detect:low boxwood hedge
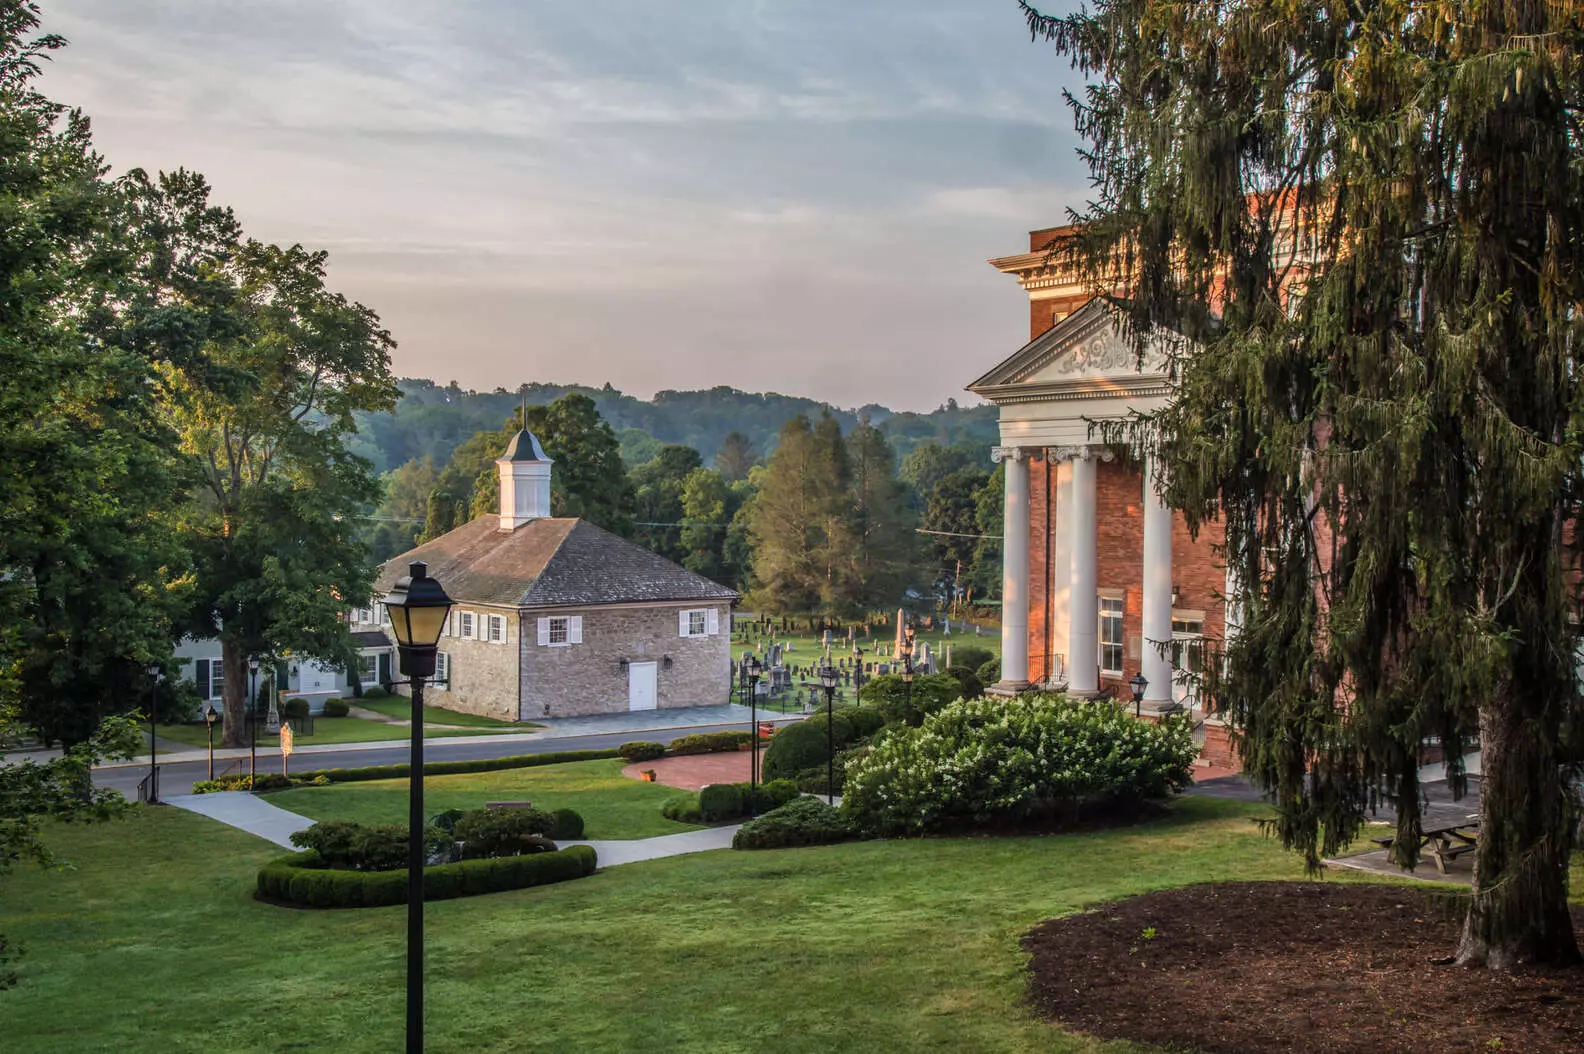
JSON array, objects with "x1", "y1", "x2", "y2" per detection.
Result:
[
  {"x1": 290, "y1": 748, "x2": 620, "y2": 784},
  {"x1": 256, "y1": 845, "x2": 598, "y2": 908},
  {"x1": 732, "y1": 797, "x2": 856, "y2": 850},
  {"x1": 666, "y1": 731, "x2": 754, "y2": 756},
  {"x1": 617, "y1": 741, "x2": 666, "y2": 763}
]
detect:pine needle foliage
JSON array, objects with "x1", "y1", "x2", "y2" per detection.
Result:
[{"x1": 1022, "y1": 0, "x2": 1584, "y2": 966}]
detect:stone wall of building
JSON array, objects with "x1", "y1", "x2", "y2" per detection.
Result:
[
  {"x1": 426, "y1": 605, "x2": 521, "y2": 720},
  {"x1": 519, "y1": 602, "x2": 732, "y2": 719}
]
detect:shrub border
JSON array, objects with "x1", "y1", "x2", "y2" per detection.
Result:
[
  {"x1": 287, "y1": 749, "x2": 620, "y2": 785},
  {"x1": 256, "y1": 845, "x2": 598, "y2": 908}
]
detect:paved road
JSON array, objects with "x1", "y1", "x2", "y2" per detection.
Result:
[{"x1": 93, "y1": 722, "x2": 762, "y2": 799}]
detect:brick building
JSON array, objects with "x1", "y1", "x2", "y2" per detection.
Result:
[
  {"x1": 967, "y1": 226, "x2": 1231, "y2": 743},
  {"x1": 358, "y1": 429, "x2": 738, "y2": 720}
]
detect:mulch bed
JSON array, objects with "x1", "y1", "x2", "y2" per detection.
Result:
[{"x1": 1024, "y1": 882, "x2": 1584, "y2": 1053}]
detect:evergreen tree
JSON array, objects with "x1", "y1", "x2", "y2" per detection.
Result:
[
  {"x1": 714, "y1": 429, "x2": 757, "y2": 482},
  {"x1": 841, "y1": 420, "x2": 919, "y2": 611},
  {"x1": 1026, "y1": 0, "x2": 1584, "y2": 965},
  {"x1": 419, "y1": 487, "x2": 453, "y2": 544},
  {"x1": 679, "y1": 466, "x2": 731, "y2": 583}
]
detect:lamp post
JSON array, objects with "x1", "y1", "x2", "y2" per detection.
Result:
[
  {"x1": 818, "y1": 657, "x2": 839, "y2": 804},
  {"x1": 900, "y1": 623, "x2": 916, "y2": 726},
  {"x1": 143, "y1": 663, "x2": 161, "y2": 804},
  {"x1": 382, "y1": 560, "x2": 454, "y2": 1054},
  {"x1": 743, "y1": 653, "x2": 763, "y2": 789},
  {"x1": 1129, "y1": 672, "x2": 1149, "y2": 719},
  {"x1": 247, "y1": 655, "x2": 260, "y2": 786},
  {"x1": 204, "y1": 704, "x2": 219, "y2": 780}
]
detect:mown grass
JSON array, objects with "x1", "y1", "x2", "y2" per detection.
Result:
[
  {"x1": 155, "y1": 716, "x2": 511, "y2": 748},
  {"x1": 267, "y1": 759, "x2": 698, "y2": 840},
  {"x1": 350, "y1": 697, "x2": 540, "y2": 730},
  {"x1": 0, "y1": 794, "x2": 1430, "y2": 1053}
]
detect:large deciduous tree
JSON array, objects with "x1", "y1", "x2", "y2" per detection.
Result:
[
  {"x1": 129, "y1": 173, "x2": 399, "y2": 748},
  {"x1": 1025, "y1": 0, "x2": 1584, "y2": 966},
  {"x1": 841, "y1": 420, "x2": 919, "y2": 610}
]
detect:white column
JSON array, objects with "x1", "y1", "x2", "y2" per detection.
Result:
[
  {"x1": 994, "y1": 447, "x2": 1030, "y2": 691},
  {"x1": 1067, "y1": 449, "x2": 1099, "y2": 696},
  {"x1": 1049, "y1": 457, "x2": 1074, "y2": 684},
  {"x1": 1141, "y1": 454, "x2": 1175, "y2": 708}
]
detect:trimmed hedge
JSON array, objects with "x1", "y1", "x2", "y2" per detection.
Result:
[
  {"x1": 732, "y1": 797, "x2": 856, "y2": 850},
  {"x1": 322, "y1": 698, "x2": 351, "y2": 718},
  {"x1": 290, "y1": 748, "x2": 620, "y2": 784},
  {"x1": 698, "y1": 783, "x2": 743, "y2": 822},
  {"x1": 282, "y1": 697, "x2": 311, "y2": 720},
  {"x1": 618, "y1": 740, "x2": 666, "y2": 763},
  {"x1": 762, "y1": 709, "x2": 875, "y2": 781},
  {"x1": 666, "y1": 731, "x2": 754, "y2": 755},
  {"x1": 672, "y1": 780, "x2": 802, "y2": 823},
  {"x1": 192, "y1": 773, "x2": 305, "y2": 794},
  {"x1": 548, "y1": 808, "x2": 584, "y2": 840},
  {"x1": 256, "y1": 845, "x2": 598, "y2": 908}
]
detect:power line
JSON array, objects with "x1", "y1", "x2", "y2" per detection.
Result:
[{"x1": 915, "y1": 528, "x2": 1000, "y2": 541}]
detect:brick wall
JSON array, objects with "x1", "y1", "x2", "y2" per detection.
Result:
[{"x1": 520, "y1": 603, "x2": 732, "y2": 719}]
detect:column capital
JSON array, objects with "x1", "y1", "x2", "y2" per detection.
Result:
[
  {"x1": 1047, "y1": 444, "x2": 1115, "y2": 464},
  {"x1": 991, "y1": 446, "x2": 1028, "y2": 464}
]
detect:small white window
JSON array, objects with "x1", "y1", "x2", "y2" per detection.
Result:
[
  {"x1": 548, "y1": 617, "x2": 568, "y2": 645},
  {"x1": 688, "y1": 610, "x2": 707, "y2": 637},
  {"x1": 358, "y1": 652, "x2": 379, "y2": 680},
  {"x1": 488, "y1": 615, "x2": 506, "y2": 643},
  {"x1": 459, "y1": 612, "x2": 475, "y2": 639},
  {"x1": 537, "y1": 615, "x2": 581, "y2": 647},
  {"x1": 435, "y1": 651, "x2": 451, "y2": 688},
  {"x1": 679, "y1": 608, "x2": 718, "y2": 638},
  {"x1": 1099, "y1": 596, "x2": 1124, "y2": 676}
]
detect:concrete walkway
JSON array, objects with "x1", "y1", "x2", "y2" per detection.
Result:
[
  {"x1": 560, "y1": 824, "x2": 743, "y2": 868},
  {"x1": 162, "y1": 791, "x2": 314, "y2": 849}
]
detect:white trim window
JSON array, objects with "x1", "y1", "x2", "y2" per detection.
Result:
[
  {"x1": 192, "y1": 658, "x2": 225, "y2": 701},
  {"x1": 537, "y1": 615, "x2": 582, "y2": 647},
  {"x1": 678, "y1": 607, "x2": 719, "y2": 638},
  {"x1": 458, "y1": 611, "x2": 476, "y2": 640},
  {"x1": 487, "y1": 614, "x2": 507, "y2": 643},
  {"x1": 358, "y1": 652, "x2": 379, "y2": 681},
  {"x1": 434, "y1": 651, "x2": 451, "y2": 689},
  {"x1": 1099, "y1": 596, "x2": 1125, "y2": 676}
]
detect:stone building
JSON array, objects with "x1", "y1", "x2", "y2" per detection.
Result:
[
  {"x1": 967, "y1": 224, "x2": 1234, "y2": 764},
  {"x1": 358, "y1": 429, "x2": 738, "y2": 720}
]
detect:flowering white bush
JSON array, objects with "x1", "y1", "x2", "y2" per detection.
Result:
[{"x1": 842, "y1": 693, "x2": 1197, "y2": 835}]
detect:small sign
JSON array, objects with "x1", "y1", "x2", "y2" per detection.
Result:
[{"x1": 280, "y1": 723, "x2": 294, "y2": 756}]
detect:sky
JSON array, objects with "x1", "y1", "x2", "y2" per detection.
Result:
[{"x1": 42, "y1": 1, "x2": 1090, "y2": 412}]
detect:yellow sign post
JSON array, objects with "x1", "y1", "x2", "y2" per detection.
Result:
[{"x1": 280, "y1": 722, "x2": 294, "y2": 776}]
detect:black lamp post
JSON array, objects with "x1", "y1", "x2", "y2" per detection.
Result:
[
  {"x1": 1129, "y1": 672, "x2": 1149, "y2": 718},
  {"x1": 204, "y1": 704, "x2": 219, "y2": 780},
  {"x1": 818, "y1": 657, "x2": 839, "y2": 804},
  {"x1": 743, "y1": 654, "x2": 763, "y2": 789},
  {"x1": 382, "y1": 560, "x2": 454, "y2": 1054},
  {"x1": 143, "y1": 663, "x2": 161, "y2": 804},
  {"x1": 247, "y1": 655, "x2": 260, "y2": 786}
]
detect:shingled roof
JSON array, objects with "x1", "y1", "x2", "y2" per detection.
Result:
[{"x1": 375, "y1": 515, "x2": 739, "y2": 609}]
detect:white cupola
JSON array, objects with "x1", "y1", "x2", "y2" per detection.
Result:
[{"x1": 496, "y1": 430, "x2": 553, "y2": 529}]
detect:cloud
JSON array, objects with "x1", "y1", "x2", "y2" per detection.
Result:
[{"x1": 41, "y1": 0, "x2": 1093, "y2": 411}]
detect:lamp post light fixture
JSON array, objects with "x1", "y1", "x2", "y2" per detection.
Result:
[
  {"x1": 143, "y1": 663, "x2": 161, "y2": 804},
  {"x1": 247, "y1": 655, "x2": 260, "y2": 786},
  {"x1": 382, "y1": 560, "x2": 454, "y2": 1054},
  {"x1": 743, "y1": 653, "x2": 763, "y2": 789},
  {"x1": 1129, "y1": 672, "x2": 1149, "y2": 718},
  {"x1": 204, "y1": 704, "x2": 219, "y2": 780},
  {"x1": 817, "y1": 657, "x2": 840, "y2": 804}
]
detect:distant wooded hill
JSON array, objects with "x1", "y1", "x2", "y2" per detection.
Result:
[{"x1": 348, "y1": 379, "x2": 998, "y2": 472}]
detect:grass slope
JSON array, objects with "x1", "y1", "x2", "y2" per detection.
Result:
[
  {"x1": 155, "y1": 717, "x2": 513, "y2": 748},
  {"x1": 267, "y1": 759, "x2": 697, "y2": 841},
  {"x1": 0, "y1": 796, "x2": 1411, "y2": 1053},
  {"x1": 350, "y1": 697, "x2": 538, "y2": 729}
]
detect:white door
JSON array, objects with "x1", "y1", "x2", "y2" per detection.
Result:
[{"x1": 628, "y1": 661, "x2": 658, "y2": 712}]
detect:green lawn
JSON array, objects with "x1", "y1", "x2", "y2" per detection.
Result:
[
  {"x1": 155, "y1": 716, "x2": 516, "y2": 748},
  {"x1": 1, "y1": 794, "x2": 1427, "y2": 1053},
  {"x1": 351, "y1": 696, "x2": 540, "y2": 730},
  {"x1": 267, "y1": 759, "x2": 695, "y2": 840}
]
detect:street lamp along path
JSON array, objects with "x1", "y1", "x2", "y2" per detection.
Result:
[{"x1": 381, "y1": 560, "x2": 454, "y2": 1054}]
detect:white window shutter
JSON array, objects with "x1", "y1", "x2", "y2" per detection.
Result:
[
  {"x1": 569, "y1": 616, "x2": 583, "y2": 644},
  {"x1": 706, "y1": 608, "x2": 719, "y2": 635},
  {"x1": 537, "y1": 618, "x2": 550, "y2": 646},
  {"x1": 679, "y1": 610, "x2": 691, "y2": 638}
]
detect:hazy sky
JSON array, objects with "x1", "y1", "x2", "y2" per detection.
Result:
[{"x1": 43, "y1": 1, "x2": 1089, "y2": 412}]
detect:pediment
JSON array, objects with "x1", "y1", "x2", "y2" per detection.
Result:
[{"x1": 967, "y1": 297, "x2": 1175, "y2": 395}]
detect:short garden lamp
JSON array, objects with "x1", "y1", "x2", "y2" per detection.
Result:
[
  {"x1": 743, "y1": 653, "x2": 763, "y2": 789},
  {"x1": 203, "y1": 704, "x2": 220, "y2": 780},
  {"x1": 818, "y1": 659, "x2": 840, "y2": 805},
  {"x1": 1129, "y1": 672, "x2": 1149, "y2": 718},
  {"x1": 380, "y1": 560, "x2": 453, "y2": 1054}
]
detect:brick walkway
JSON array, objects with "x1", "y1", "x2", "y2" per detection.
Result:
[{"x1": 622, "y1": 749, "x2": 763, "y2": 790}]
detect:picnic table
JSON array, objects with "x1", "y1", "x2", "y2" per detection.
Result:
[{"x1": 1374, "y1": 815, "x2": 1480, "y2": 874}]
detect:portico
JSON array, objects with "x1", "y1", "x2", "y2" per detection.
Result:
[{"x1": 970, "y1": 297, "x2": 1210, "y2": 714}]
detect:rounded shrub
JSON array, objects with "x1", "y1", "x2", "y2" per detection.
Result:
[
  {"x1": 856, "y1": 673, "x2": 963, "y2": 727},
  {"x1": 362, "y1": 684, "x2": 391, "y2": 700},
  {"x1": 662, "y1": 794, "x2": 703, "y2": 823},
  {"x1": 946, "y1": 665, "x2": 984, "y2": 701},
  {"x1": 733, "y1": 798, "x2": 855, "y2": 850},
  {"x1": 282, "y1": 697, "x2": 311, "y2": 720},
  {"x1": 761, "y1": 710, "x2": 855, "y2": 782},
  {"x1": 618, "y1": 740, "x2": 667, "y2": 763},
  {"x1": 453, "y1": 807, "x2": 555, "y2": 859},
  {"x1": 547, "y1": 808, "x2": 584, "y2": 840},
  {"x1": 843, "y1": 693, "x2": 1199, "y2": 836},
  {"x1": 976, "y1": 657, "x2": 1000, "y2": 687},
  {"x1": 698, "y1": 783, "x2": 745, "y2": 822},
  {"x1": 322, "y1": 698, "x2": 351, "y2": 718},
  {"x1": 949, "y1": 644, "x2": 995, "y2": 676},
  {"x1": 840, "y1": 705, "x2": 886, "y2": 739}
]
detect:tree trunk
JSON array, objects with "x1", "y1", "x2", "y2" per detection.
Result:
[
  {"x1": 1456, "y1": 687, "x2": 1581, "y2": 967},
  {"x1": 220, "y1": 638, "x2": 249, "y2": 749}
]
